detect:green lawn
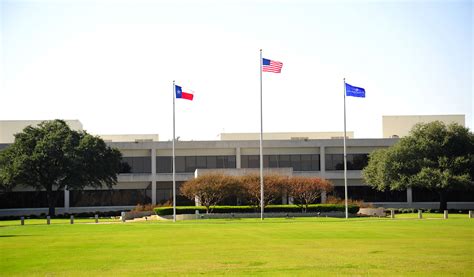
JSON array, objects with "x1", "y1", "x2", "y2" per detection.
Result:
[{"x1": 0, "y1": 216, "x2": 472, "y2": 276}]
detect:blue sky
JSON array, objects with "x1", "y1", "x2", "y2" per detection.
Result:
[{"x1": 1, "y1": 0, "x2": 472, "y2": 140}]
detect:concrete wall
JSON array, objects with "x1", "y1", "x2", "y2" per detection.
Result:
[
  {"x1": 0, "y1": 120, "x2": 83, "y2": 143},
  {"x1": 98, "y1": 134, "x2": 159, "y2": 142},
  {"x1": 220, "y1": 131, "x2": 354, "y2": 140},
  {"x1": 382, "y1": 115, "x2": 465, "y2": 138}
]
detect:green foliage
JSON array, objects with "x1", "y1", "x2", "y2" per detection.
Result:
[
  {"x1": 153, "y1": 204, "x2": 358, "y2": 216},
  {"x1": 363, "y1": 121, "x2": 474, "y2": 210},
  {"x1": 0, "y1": 120, "x2": 123, "y2": 215},
  {"x1": 362, "y1": 149, "x2": 390, "y2": 191},
  {"x1": 0, "y1": 147, "x2": 19, "y2": 193}
]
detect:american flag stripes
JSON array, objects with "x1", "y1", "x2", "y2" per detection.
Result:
[{"x1": 262, "y1": 58, "x2": 283, "y2": 73}]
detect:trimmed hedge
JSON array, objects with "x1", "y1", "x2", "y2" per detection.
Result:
[
  {"x1": 154, "y1": 204, "x2": 359, "y2": 216},
  {"x1": 0, "y1": 211, "x2": 123, "y2": 221}
]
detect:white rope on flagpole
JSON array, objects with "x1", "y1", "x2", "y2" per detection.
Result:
[
  {"x1": 172, "y1": 80, "x2": 176, "y2": 222},
  {"x1": 259, "y1": 49, "x2": 264, "y2": 221},
  {"x1": 343, "y1": 78, "x2": 349, "y2": 219}
]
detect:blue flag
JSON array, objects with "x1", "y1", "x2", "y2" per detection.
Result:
[{"x1": 345, "y1": 83, "x2": 365, "y2": 98}]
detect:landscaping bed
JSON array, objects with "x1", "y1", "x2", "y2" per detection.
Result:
[{"x1": 154, "y1": 204, "x2": 359, "y2": 216}]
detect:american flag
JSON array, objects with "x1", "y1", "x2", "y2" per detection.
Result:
[{"x1": 262, "y1": 58, "x2": 283, "y2": 73}]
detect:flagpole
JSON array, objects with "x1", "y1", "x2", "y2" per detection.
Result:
[
  {"x1": 172, "y1": 80, "x2": 177, "y2": 222},
  {"x1": 259, "y1": 49, "x2": 264, "y2": 221},
  {"x1": 343, "y1": 78, "x2": 348, "y2": 219}
]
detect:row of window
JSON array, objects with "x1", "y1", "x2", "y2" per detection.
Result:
[
  {"x1": 241, "y1": 154, "x2": 320, "y2": 171},
  {"x1": 241, "y1": 154, "x2": 369, "y2": 171},
  {"x1": 157, "y1": 156, "x2": 236, "y2": 173},
  {"x1": 121, "y1": 156, "x2": 237, "y2": 173},
  {"x1": 325, "y1": 154, "x2": 369, "y2": 170},
  {"x1": 332, "y1": 186, "x2": 407, "y2": 202},
  {"x1": 120, "y1": 154, "x2": 370, "y2": 174}
]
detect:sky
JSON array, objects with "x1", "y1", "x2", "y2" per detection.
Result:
[{"x1": 0, "y1": 0, "x2": 472, "y2": 141}]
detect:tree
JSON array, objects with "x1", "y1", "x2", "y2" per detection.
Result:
[
  {"x1": 0, "y1": 147, "x2": 18, "y2": 194},
  {"x1": 180, "y1": 173, "x2": 238, "y2": 213},
  {"x1": 240, "y1": 174, "x2": 288, "y2": 207},
  {"x1": 363, "y1": 121, "x2": 474, "y2": 211},
  {"x1": 361, "y1": 148, "x2": 389, "y2": 192},
  {"x1": 0, "y1": 120, "x2": 123, "y2": 216},
  {"x1": 289, "y1": 177, "x2": 333, "y2": 212}
]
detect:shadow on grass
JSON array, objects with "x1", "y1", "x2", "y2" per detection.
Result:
[{"x1": 0, "y1": 234, "x2": 35, "y2": 238}]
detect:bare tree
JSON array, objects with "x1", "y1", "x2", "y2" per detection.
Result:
[
  {"x1": 180, "y1": 174, "x2": 238, "y2": 213},
  {"x1": 289, "y1": 177, "x2": 333, "y2": 212},
  {"x1": 240, "y1": 174, "x2": 288, "y2": 207}
]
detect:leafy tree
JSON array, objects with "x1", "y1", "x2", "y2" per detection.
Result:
[
  {"x1": 0, "y1": 147, "x2": 18, "y2": 194},
  {"x1": 180, "y1": 173, "x2": 238, "y2": 213},
  {"x1": 361, "y1": 148, "x2": 389, "y2": 192},
  {"x1": 289, "y1": 177, "x2": 333, "y2": 212},
  {"x1": 0, "y1": 120, "x2": 123, "y2": 216},
  {"x1": 363, "y1": 121, "x2": 474, "y2": 210},
  {"x1": 240, "y1": 174, "x2": 288, "y2": 207}
]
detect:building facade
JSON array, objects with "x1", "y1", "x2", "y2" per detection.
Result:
[
  {"x1": 0, "y1": 117, "x2": 472, "y2": 215},
  {"x1": 2, "y1": 138, "x2": 473, "y2": 216}
]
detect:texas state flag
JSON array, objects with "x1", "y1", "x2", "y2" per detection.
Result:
[{"x1": 175, "y1": 85, "x2": 194, "y2": 101}]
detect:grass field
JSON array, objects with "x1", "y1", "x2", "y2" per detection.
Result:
[{"x1": 0, "y1": 215, "x2": 473, "y2": 276}]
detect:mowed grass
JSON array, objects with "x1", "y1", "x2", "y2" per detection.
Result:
[{"x1": 0, "y1": 216, "x2": 473, "y2": 276}]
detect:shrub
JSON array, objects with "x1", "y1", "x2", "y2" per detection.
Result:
[
  {"x1": 154, "y1": 204, "x2": 359, "y2": 216},
  {"x1": 131, "y1": 203, "x2": 163, "y2": 212},
  {"x1": 326, "y1": 196, "x2": 373, "y2": 208}
]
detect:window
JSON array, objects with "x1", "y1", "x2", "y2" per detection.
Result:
[
  {"x1": 196, "y1": 156, "x2": 207, "y2": 169},
  {"x1": 301, "y1": 155, "x2": 312, "y2": 171},
  {"x1": 279, "y1": 155, "x2": 291, "y2": 168},
  {"x1": 269, "y1": 155, "x2": 279, "y2": 168},
  {"x1": 175, "y1": 156, "x2": 186, "y2": 173},
  {"x1": 325, "y1": 154, "x2": 344, "y2": 170},
  {"x1": 240, "y1": 154, "x2": 320, "y2": 171},
  {"x1": 325, "y1": 154, "x2": 368, "y2": 170},
  {"x1": 290, "y1": 155, "x2": 301, "y2": 171},
  {"x1": 121, "y1": 157, "x2": 151, "y2": 173},
  {"x1": 156, "y1": 156, "x2": 237, "y2": 173},
  {"x1": 311, "y1": 154, "x2": 320, "y2": 171},
  {"x1": 248, "y1": 155, "x2": 259, "y2": 168},
  {"x1": 185, "y1": 156, "x2": 197, "y2": 172},
  {"x1": 207, "y1": 156, "x2": 217, "y2": 169},
  {"x1": 331, "y1": 186, "x2": 407, "y2": 202},
  {"x1": 70, "y1": 189, "x2": 150, "y2": 206},
  {"x1": 350, "y1": 154, "x2": 369, "y2": 170},
  {"x1": 157, "y1": 157, "x2": 172, "y2": 173}
]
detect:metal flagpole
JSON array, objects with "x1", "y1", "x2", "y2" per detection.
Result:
[
  {"x1": 259, "y1": 49, "x2": 264, "y2": 220},
  {"x1": 343, "y1": 78, "x2": 348, "y2": 219},
  {"x1": 172, "y1": 80, "x2": 177, "y2": 222}
]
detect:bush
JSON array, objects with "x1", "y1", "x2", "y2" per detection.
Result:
[
  {"x1": 0, "y1": 210, "x2": 122, "y2": 220},
  {"x1": 326, "y1": 196, "x2": 373, "y2": 208},
  {"x1": 154, "y1": 204, "x2": 359, "y2": 216},
  {"x1": 131, "y1": 203, "x2": 163, "y2": 212}
]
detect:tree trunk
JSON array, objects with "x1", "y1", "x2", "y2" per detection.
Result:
[{"x1": 439, "y1": 191, "x2": 447, "y2": 211}]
